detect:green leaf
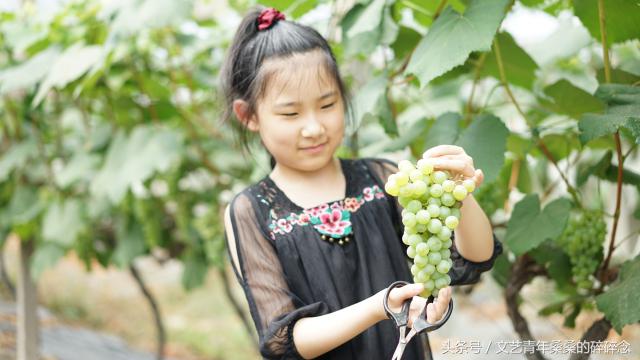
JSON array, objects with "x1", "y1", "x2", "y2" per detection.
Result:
[
  {"x1": 0, "y1": 140, "x2": 38, "y2": 182},
  {"x1": 341, "y1": 3, "x2": 380, "y2": 56},
  {"x1": 346, "y1": 0, "x2": 386, "y2": 38},
  {"x1": 596, "y1": 255, "x2": 640, "y2": 334},
  {"x1": 505, "y1": 195, "x2": 572, "y2": 256},
  {"x1": 182, "y1": 253, "x2": 208, "y2": 290},
  {"x1": 90, "y1": 125, "x2": 184, "y2": 203},
  {"x1": 423, "y1": 112, "x2": 461, "y2": 150},
  {"x1": 490, "y1": 253, "x2": 511, "y2": 288},
  {"x1": 455, "y1": 114, "x2": 509, "y2": 184},
  {"x1": 529, "y1": 241, "x2": 573, "y2": 290},
  {"x1": 113, "y1": 218, "x2": 146, "y2": 268},
  {"x1": 6, "y1": 186, "x2": 44, "y2": 226},
  {"x1": 41, "y1": 199, "x2": 85, "y2": 248},
  {"x1": 482, "y1": 32, "x2": 538, "y2": 90},
  {"x1": 30, "y1": 243, "x2": 66, "y2": 280},
  {"x1": 579, "y1": 84, "x2": 640, "y2": 144},
  {"x1": 352, "y1": 76, "x2": 397, "y2": 135},
  {"x1": 0, "y1": 46, "x2": 60, "y2": 94},
  {"x1": 55, "y1": 152, "x2": 101, "y2": 188},
  {"x1": 540, "y1": 79, "x2": 604, "y2": 119},
  {"x1": 420, "y1": 112, "x2": 508, "y2": 184},
  {"x1": 391, "y1": 26, "x2": 422, "y2": 60},
  {"x1": 405, "y1": 0, "x2": 511, "y2": 87},
  {"x1": 33, "y1": 44, "x2": 104, "y2": 106},
  {"x1": 574, "y1": 0, "x2": 640, "y2": 45}
]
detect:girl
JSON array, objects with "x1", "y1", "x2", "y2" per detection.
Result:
[{"x1": 221, "y1": 6, "x2": 502, "y2": 360}]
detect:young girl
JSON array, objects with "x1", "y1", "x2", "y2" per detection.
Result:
[{"x1": 221, "y1": 6, "x2": 502, "y2": 360}]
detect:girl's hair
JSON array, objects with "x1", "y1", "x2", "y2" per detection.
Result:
[{"x1": 219, "y1": 6, "x2": 352, "y2": 155}]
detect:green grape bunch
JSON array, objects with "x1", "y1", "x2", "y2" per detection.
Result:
[
  {"x1": 384, "y1": 156, "x2": 475, "y2": 298},
  {"x1": 557, "y1": 209, "x2": 606, "y2": 290}
]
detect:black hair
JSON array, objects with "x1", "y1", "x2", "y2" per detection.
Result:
[{"x1": 219, "y1": 6, "x2": 352, "y2": 165}]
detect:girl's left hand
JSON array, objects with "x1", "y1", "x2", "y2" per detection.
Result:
[{"x1": 422, "y1": 145, "x2": 484, "y2": 188}]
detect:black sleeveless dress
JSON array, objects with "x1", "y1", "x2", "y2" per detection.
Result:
[{"x1": 225, "y1": 157, "x2": 503, "y2": 359}]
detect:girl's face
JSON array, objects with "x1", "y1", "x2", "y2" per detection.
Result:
[{"x1": 241, "y1": 50, "x2": 345, "y2": 172}]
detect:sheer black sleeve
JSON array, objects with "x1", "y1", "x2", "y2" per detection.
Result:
[
  {"x1": 364, "y1": 157, "x2": 503, "y2": 286},
  {"x1": 224, "y1": 192, "x2": 329, "y2": 359}
]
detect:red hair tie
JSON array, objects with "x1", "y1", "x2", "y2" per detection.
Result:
[{"x1": 257, "y1": 8, "x2": 285, "y2": 31}]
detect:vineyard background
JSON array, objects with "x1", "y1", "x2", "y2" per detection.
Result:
[{"x1": 0, "y1": 0, "x2": 639, "y2": 359}]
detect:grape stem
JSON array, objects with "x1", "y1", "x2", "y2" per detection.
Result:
[
  {"x1": 596, "y1": 0, "x2": 625, "y2": 287},
  {"x1": 492, "y1": 38, "x2": 583, "y2": 209}
]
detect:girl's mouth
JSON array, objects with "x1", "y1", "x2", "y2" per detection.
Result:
[{"x1": 301, "y1": 142, "x2": 327, "y2": 154}]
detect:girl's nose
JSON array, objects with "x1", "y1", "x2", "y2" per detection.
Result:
[{"x1": 301, "y1": 116, "x2": 324, "y2": 138}]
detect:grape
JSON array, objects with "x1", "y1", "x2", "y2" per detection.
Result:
[
  {"x1": 409, "y1": 169, "x2": 424, "y2": 182},
  {"x1": 431, "y1": 171, "x2": 448, "y2": 184},
  {"x1": 462, "y1": 179, "x2": 476, "y2": 193},
  {"x1": 385, "y1": 159, "x2": 472, "y2": 294},
  {"x1": 403, "y1": 212, "x2": 417, "y2": 227},
  {"x1": 407, "y1": 246, "x2": 417, "y2": 259},
  {"x1": 398, "y1": 160, "x2": 415, "y2": 174},
  {"x1": 416, "y1": 242, "x2": 430, "y2": 256},
  {"x1": 557, "y1": 209, "x2": 606, "y2": 291},
  {"x1": 429, "y1": 184, "x2": 443, "y2": 198},
  {"x1": 385, "y1": 181, "x2": 399, "y2": 196},
  {"x1": 413, "y1": 180, "x2": 428, "y2": 196},
  {"x1": 453, "y1": 185, "x2": 468, "y2": 201},
  {"x1": 445, "y1": 216, "x2": 459, "y2": 230},
  {"x1": 427, "y1": 218, "x2": 443, "y2": 234},
  {"x1": 416, "y1": 209, "x2": 431, "y2": 224},
  {"x1": 440, "y1": 193, "x2": 456, "y2": 207},
  {"x1": 395, "y1": 171, "x2": 409, "y2": 186},
  {"x1": 407, "y1": 200, "x2": 422, "y2": 214},
  {"x1": 442, "y1": 180, "x2": 455, "y2": 193},
  {"x1": 438, "y1": 206, "x2": 451, "y2": 219},
  {"x1": 426, "y1": 204, "x2": 440, "y2": 218}
]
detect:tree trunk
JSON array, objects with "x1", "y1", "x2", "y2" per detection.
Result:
[
  {"x1": 217, "y1": 264, "x2": 259, "y2": 349},
  {"x1": 17, "y1": 240, "x2": 38, "y2": 360},
  {"x1": 130, "y1": 262, "x2": 165, "y2": 360}
]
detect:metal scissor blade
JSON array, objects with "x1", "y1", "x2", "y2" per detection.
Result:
[{"x1": 391, "y1": 328, "x2": 416, "y2": 360}]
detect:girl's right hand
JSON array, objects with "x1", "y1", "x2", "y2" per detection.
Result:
[{"x1": 376, "y1": 283, "x2": 452, "y2": 328}]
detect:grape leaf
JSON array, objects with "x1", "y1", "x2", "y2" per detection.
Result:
[
  {"x1": 0, "y1": 46, "x2": 59, "y2": 94},
  {"x1": 455, "y1": 114, "x2": 509, "y2": 184},
  {"x1": 113, "y1": 218, "x2": 146, "y2": 268},
  {"x1": 505, "y1": 195, "x2": 572, "y2": 256},
  {"x1": 596, "y1": 255, "x2": 640, "y2": 334},
  {"x1": 91, "y1": 125, "x2": 184, "y2": 204},
  {"x1": 579, "y1": 84, "x2": 640, "y2": 144},
  {"x1": 30, "y1": 243, "x2": 66, "y2": 280},
  {"x1": 574, "y1": 0, "x2": 640, "y2": 45},
  {"x1": 33, "y1": 44, "x2": 103, "y2": 106},
  {"x1": 540, "y1": 79, "x2": 604, "y2": 119},
  {"x1": 352, "y1": 76, "x2": 396, "y2": 136},
  {"x1": 482, "y1": 32, "x2": 538, "y2": 90},
  {"x1": 405, "y1": 0, "x2": 511, "y2": 87},
  {"x1": 41, "y1": 199, "x2": 85, "y2": 247}
]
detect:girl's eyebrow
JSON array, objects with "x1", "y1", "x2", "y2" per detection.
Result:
[{"x1": 274, "y1": 91, "x2": 337, "y2": 107}]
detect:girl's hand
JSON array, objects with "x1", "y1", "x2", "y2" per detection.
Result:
[
  {"x1": 379, "y1": 283, "x2": 452, "y2": 327},
  {"x1": 423, "y1": 145, "x2": 484, "y2": 188}
]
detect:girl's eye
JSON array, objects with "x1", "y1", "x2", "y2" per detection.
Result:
[
  {"x1": 321, "y1": 103, "x2": 335, "y2": 109},
  {"x1": 280, "y1": 113, "x2": 298, "y2": 117}
]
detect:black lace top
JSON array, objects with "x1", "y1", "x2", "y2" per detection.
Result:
[{"x1": 224, "y1": 157, "x2": 503, "y2": 359}]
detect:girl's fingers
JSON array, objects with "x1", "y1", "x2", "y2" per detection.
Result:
[
  {"x1": 426, "y1": 302, "x2": 437, "y2": 323},
  {"x1": 431, "y1": 159, "x2": 474, "y2": 178},
  {"x1": 423, "y1": 145, "x2": 465, "y2": 159}
]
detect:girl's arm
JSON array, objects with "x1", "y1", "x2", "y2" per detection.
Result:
[
  {"x1": 292, "y1": 284, "x2": 450, "y2": 359},
  {"x1": 454, "y1": 193, "x2": 494, "y2": 262}
]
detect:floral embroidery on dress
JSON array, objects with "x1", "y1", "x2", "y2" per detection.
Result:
[{"x1": 267, "y1": 185, "x2": 385, "y2": 241}]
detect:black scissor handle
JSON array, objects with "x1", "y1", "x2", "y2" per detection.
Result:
[
  {"x1": 383, "y1": 281, "x2": 412, "y2": 327},
  {"x1": 411, "y1": 295, "x2": 454, "y2": 333}
]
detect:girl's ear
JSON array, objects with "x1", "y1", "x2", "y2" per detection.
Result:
[{"x1": 233, "y1": 99, "x2": 259, "y2": 132}]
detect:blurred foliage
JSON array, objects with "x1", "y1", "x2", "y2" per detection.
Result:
[{"x1": 1, "y1": 0, "x2": 639, "y2": 341}]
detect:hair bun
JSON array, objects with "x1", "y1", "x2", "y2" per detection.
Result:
[{"x1": 257, "y1": 8, "x2": 285, "y2": 31}]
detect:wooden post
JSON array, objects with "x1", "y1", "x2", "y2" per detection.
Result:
[{"x1": 17, "y1": 240, "x2": 38, "y2": 360}]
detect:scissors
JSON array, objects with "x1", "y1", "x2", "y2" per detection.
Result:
[{"x1": 383, "y1": 280, "x2": 454, "y2": 360}]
